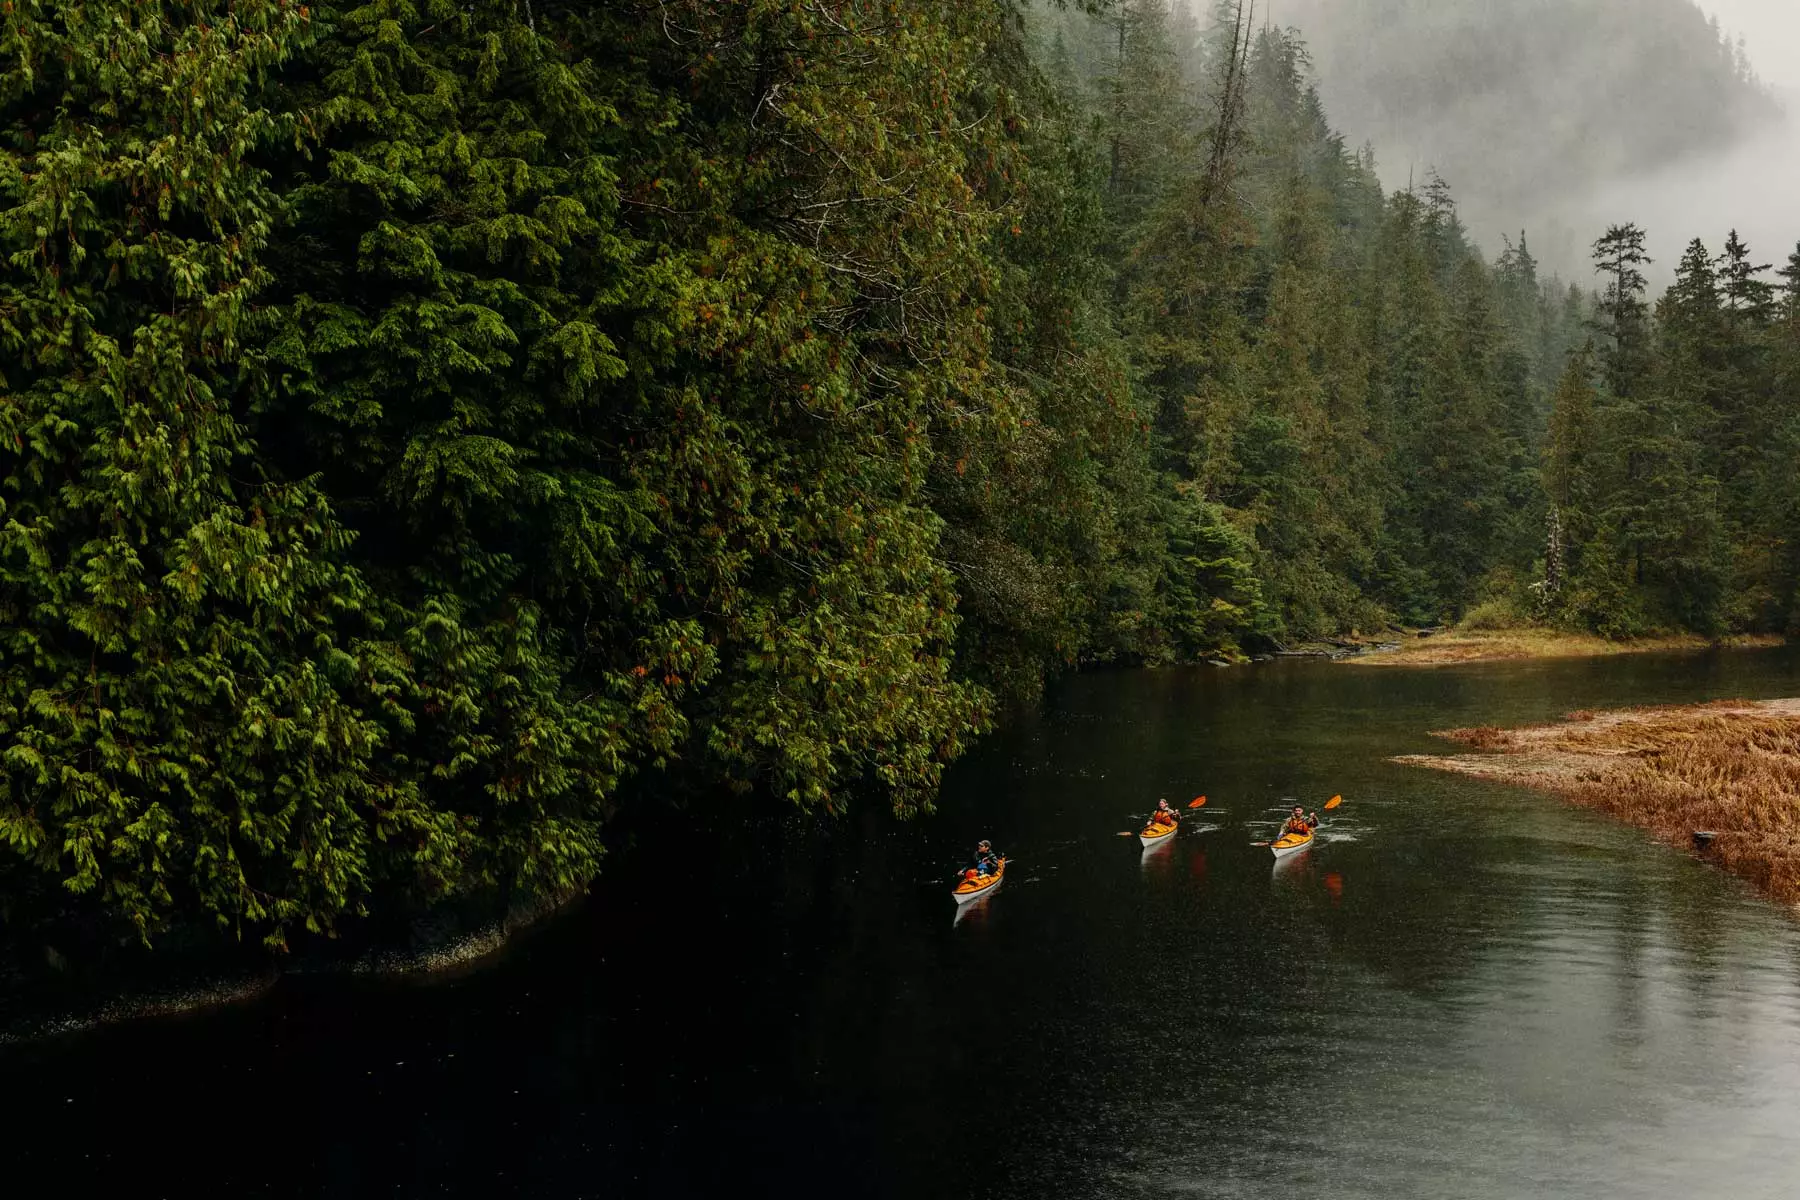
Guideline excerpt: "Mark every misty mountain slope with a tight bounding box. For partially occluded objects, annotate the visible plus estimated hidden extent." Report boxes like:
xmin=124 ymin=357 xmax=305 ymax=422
xmin=1273 ymin=0 xmax=1779 ymax=254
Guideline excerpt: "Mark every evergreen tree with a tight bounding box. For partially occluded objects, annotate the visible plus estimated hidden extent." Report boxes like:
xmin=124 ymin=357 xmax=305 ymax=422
xmin=1592 ymin=223 xmax=1655 ymax=401
xmin=1545 ymin=344 xmax=1603 ymax=555
xmin=1768 ymin=244 xmax=1800 ymax=628
xmin=1 ymin=0 xmax=454 ymax=945
xmin=1601 ymin=237 xmax=1728 ymax=632
xmin=1711 ymin=231 xmax=1778 ymax=617
xmin=934 ymin=12 xmax=1171 ymax=694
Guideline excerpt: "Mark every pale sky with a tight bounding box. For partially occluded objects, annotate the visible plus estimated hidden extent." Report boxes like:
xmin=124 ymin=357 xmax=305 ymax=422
xmin=1274 ymin=0 xmax=1800 ymax=276
xmin=1595 ymin=0 xmax=1800 ymax=278
xmin=1697 ymin=0 xmax=1800 ymax=90
xmin=1525 ymin=0 xmax=1800 ymax=279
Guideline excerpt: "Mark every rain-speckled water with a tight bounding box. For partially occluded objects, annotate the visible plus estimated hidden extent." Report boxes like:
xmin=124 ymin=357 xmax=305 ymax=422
xmin=8 ymin=650 xmax=1800 ymax=1197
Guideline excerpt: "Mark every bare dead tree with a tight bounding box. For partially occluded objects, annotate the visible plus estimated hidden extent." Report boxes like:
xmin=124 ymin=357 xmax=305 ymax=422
xmin=1202 ymin=0 xmax=1253 ymax=205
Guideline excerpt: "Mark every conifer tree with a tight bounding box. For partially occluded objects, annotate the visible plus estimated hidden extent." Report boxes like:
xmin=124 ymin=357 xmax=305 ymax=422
xmin=1767 ymin=244 xmax=1800 ymax=627
xmin=1592 ymin=224 xmax=1655 ymax=401
xmin=1603 ymin=237 xmax=1728 ymax=631
xmin=1 ymin=0 xmax=457 ymax=945
xmin=1712 ymin=231 xmax=1777 ymax=523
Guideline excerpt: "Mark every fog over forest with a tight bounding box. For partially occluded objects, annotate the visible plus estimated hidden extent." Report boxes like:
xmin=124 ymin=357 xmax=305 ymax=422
xmin=1272 ymin=0 xmax=1800 ymax=281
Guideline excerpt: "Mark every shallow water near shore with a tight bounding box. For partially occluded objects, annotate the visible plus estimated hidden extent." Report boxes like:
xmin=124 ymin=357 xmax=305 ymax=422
xmin=7 ymin=648 xmax=1800 ymax=1197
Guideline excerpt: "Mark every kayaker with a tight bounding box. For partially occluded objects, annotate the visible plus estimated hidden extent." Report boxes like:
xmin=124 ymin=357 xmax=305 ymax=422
xmin=1283 ymin=805 xmax=1319 ymax=837
xmin=1150 ymin=799 xmax=1178 ymax=828
xmin=970 ymin=840 xmax=1001 ymax=878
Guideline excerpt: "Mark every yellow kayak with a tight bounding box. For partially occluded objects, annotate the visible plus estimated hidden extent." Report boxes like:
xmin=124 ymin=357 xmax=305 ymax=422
xmin=953 ymin=857 xmax=1006 ymax=904
xmin=1140 ymin=819 xmax=1178 ymax=849
xmin=1271 ymin=828 xmax=1316 ymax=858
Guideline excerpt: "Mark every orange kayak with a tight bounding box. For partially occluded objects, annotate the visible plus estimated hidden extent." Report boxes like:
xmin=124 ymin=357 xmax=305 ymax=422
xmin=1271 ymin=828 xmax=1315 ymax=858
xmin=952 ymin=857 xmax=1006 ymax=904
xmin=1140 ymin=819 xmax=1178 ymax=849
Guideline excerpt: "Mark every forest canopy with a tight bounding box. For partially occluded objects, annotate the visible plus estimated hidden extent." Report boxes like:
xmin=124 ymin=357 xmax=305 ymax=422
xmin=3 ymin=0 xmax=1796 ymax=949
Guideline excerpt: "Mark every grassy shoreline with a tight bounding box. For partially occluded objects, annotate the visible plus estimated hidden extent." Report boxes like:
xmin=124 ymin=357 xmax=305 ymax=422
xmin=1345 ymin=628 xmax=1783 ymax=667
xmin=1395 ymin=699 xmax=1800 ymax=907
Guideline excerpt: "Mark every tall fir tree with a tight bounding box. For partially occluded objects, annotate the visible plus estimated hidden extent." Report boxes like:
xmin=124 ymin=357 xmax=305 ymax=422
xmin=1 ymin=0 xmax=464 ymax=946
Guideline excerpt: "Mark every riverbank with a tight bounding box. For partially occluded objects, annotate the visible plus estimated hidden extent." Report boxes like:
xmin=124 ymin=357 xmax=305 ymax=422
xmin=1395 ymin=698 xmax=1800 ymax=906
xmin=0 ymin=886 xmax=585 ymax=1044
xmin=1347 ymin=629 xmax=1783 ymax=667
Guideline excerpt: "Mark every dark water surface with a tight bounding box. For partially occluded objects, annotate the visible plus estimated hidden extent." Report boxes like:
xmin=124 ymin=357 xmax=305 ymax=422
xmin=9 ymin=651 xmax=1800 ymax=1198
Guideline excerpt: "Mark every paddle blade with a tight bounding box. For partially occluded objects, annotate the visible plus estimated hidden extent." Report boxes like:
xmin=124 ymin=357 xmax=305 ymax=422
xmin=1188 ymin=795 xmax=1208 ymax=809
xmin=1324 ymin=794 xmax=1343 ymax=811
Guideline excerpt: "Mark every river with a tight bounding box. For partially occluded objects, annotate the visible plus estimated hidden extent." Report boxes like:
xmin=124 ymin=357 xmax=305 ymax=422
xmin=7 ymin=650 xmax=1800 ymax=1197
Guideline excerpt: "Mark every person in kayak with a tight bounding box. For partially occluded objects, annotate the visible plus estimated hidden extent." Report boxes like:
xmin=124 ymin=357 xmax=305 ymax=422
xmin=1149 ymin=799 xmax=1178 ymax=828
xmin=967 ymin=840 xmax=1001 ymax=879
xmin=1282 ymin=805 xmax=1319 ymax=838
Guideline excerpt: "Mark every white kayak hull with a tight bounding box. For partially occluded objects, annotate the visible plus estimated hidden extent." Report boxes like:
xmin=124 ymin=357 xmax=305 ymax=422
xmin=1140 ymin=828 xmax=1177 ymax=849
xmin=953 ymin=878 xmax=1001 ymax=904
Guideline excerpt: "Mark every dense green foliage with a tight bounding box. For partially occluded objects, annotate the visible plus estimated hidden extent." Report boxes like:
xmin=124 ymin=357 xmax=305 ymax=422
xmin=1541 ymin=224 xmax=1800 ymax=637
xmin=2 ymin=0 xmax=1793 ymax=947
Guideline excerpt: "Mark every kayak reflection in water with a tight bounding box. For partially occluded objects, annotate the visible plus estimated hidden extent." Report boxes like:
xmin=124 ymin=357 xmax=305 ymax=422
xmin=1283 ymin=805 xmax=1319 ymax=837
xmin=1149 ymin=799 xmax=1178 ymax=828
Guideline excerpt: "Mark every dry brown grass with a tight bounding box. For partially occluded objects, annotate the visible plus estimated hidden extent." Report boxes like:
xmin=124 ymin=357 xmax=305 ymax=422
xmin=1396 ymin=699 xmax=1800 ymax=907
xmin=1441 ymin=725 xmax=1513 ymax=750
xmin=1349 ymin=630 xmax=1781 ymax=668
